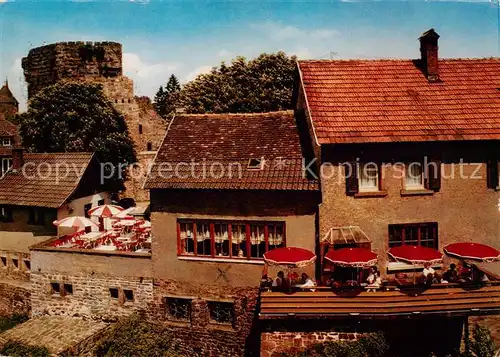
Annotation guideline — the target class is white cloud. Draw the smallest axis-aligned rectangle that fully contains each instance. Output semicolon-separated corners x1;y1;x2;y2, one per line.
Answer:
218;49;233;58
123;52;179;97
251;22;340;43
185;65;213;82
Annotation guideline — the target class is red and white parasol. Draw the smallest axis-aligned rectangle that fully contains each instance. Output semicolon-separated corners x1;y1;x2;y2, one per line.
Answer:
112;207;136;220
325;247;378;268
263;247;316;268
88;205;124;218
388;245;443;265
53;216;99;229
444;242;500;262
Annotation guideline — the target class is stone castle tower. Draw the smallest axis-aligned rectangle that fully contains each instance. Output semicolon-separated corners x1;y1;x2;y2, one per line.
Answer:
22;41;167;204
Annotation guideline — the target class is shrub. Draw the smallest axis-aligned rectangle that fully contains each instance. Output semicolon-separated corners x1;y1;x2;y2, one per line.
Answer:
469;324;496;357
0;340;50;357
280;332;389;357
0;314;28;333
94;314;179;357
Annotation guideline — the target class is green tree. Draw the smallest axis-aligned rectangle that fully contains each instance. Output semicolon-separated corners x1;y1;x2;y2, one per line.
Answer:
17;82;136;181
153;74;181;118
180;51;297;113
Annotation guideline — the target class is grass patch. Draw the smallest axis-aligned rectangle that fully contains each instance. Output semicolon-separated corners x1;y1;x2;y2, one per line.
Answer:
0;340;50;357
0;314;28;333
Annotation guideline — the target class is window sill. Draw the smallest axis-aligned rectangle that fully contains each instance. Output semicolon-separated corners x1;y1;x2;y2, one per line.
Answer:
208;322;234;332
165;318;190;327
178;256;265;265
400;189;434;197
354;190;388;198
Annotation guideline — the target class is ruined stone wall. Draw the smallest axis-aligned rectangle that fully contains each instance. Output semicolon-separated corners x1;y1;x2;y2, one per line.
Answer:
0;251;30;281
22;42;167;204
22;41;122;99
0;281;30;317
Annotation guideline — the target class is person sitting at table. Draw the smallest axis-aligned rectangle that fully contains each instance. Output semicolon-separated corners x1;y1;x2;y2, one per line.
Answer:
473;269;489;284
295;273;316;289
458;262;473;282
422;262;435;279
442;263;459;283
366;267;382;291
272;271;289;290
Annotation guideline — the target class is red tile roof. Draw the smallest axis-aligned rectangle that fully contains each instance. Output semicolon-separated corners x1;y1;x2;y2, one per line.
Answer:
144;111;319;191
298;58;500;144
0;118;18;137
0;153;94;208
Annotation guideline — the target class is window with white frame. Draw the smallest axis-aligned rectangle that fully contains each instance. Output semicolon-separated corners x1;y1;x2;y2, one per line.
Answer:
405;161;424;189
358;163;379;192
1;158;12;177
178;220;285;260
1;138;11;147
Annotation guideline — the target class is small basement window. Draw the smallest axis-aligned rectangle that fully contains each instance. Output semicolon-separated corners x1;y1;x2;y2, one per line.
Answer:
0;257;6;267
124;289;134;302
166;297;191;321
247;158;264;170
109;288;119;299
23;260;30;271
50;282;60;295
12;259;18;269
147;142;152;151
207;301;234;325
63;284;73;295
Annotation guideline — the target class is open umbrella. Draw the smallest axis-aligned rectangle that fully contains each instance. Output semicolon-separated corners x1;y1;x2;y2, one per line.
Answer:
325;247;377;268
112;207;136;220
388;245;443;265
388;245;443;284
53;216;99;229
88;204;124;218
444;243;500;262
263;247;316;268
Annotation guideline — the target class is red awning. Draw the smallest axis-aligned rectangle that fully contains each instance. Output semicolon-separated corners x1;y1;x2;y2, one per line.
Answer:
324;247;377;268
444;243;500;262
263;247;316;268
388;245;443;265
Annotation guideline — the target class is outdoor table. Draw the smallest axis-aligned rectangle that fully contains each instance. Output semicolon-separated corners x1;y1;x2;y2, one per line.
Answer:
80;232;104;242
94;245;117;251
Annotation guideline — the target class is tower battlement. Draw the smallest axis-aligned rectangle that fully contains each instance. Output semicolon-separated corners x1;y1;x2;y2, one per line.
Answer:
22;41;123;98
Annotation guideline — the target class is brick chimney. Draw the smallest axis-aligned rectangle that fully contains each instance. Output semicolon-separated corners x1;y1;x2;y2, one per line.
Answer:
11;148;24;172
419;28;440;82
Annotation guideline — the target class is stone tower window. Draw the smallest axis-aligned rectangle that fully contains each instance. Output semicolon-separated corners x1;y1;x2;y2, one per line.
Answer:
122;99;125;103
147;142;152;151
139;125;143;134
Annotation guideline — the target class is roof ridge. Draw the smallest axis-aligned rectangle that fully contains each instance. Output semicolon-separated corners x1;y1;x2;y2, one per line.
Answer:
299;57;500;63
175;110;293;118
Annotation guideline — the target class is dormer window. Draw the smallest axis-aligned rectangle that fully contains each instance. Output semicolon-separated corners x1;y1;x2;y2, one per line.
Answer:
1;138;11;147
247;158;264;170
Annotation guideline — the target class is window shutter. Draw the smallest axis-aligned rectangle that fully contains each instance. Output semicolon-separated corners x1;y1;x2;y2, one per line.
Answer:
487;160;499;189
345;161;359;195
426;159;441;192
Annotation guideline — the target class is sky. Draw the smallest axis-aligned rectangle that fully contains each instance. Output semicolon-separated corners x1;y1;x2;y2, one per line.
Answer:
0;0;499;111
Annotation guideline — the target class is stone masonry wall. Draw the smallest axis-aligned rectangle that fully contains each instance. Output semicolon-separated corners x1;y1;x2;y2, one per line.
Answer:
148;279;260;357
30;272;153;321
22;42;167;204
0;250;30;281
261;331;363;357
0;282;30;317
22;41;122;99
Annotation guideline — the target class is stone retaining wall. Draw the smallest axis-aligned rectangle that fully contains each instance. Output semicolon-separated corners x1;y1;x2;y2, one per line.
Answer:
0;281;30;317
261;331;363;357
